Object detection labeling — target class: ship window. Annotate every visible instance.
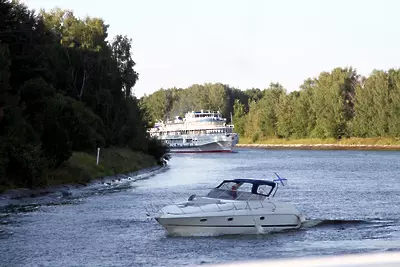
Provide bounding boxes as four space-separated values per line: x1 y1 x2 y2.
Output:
200 218 207 222
260 216 265 220
227 217 233 221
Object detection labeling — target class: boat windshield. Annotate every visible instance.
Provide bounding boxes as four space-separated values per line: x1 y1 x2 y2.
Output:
206 181 273 201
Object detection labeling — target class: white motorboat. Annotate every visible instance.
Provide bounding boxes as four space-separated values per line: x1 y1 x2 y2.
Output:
154 177 305 236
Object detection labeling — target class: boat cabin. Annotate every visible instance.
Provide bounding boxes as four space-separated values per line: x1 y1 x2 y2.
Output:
206 179 278 201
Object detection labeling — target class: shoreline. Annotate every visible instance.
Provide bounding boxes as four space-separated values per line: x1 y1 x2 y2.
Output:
0 147 161 194
0 164 168 208
236 143 400 150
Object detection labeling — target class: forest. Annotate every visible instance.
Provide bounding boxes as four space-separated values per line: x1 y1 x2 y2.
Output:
141 68 400 143
0 0 166 190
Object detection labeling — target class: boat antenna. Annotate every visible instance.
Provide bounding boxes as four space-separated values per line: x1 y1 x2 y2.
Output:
273 172 287 186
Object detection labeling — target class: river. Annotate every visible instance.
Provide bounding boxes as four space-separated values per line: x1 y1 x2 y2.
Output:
1 148 400 266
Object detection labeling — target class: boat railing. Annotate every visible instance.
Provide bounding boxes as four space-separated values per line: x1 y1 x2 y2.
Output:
157 189 276 215
208 188 265 202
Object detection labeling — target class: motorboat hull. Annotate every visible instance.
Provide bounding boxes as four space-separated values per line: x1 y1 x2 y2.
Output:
155 207 304 236
158 225 299 236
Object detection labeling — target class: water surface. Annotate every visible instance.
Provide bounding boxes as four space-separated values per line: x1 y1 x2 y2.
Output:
1 148 400 266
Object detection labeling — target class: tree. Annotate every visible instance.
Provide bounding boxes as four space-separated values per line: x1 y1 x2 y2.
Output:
276 92 295 138
232 99 246 136
257 83 286 137
41 8 109 51
0 1 166 190
111 35 138 97
352 70 389 137
388 69 400 136
244 100 262 141
205 83 229 117
291 79 317 138
312 68 357 138
141 89 170 122
0 42 11 101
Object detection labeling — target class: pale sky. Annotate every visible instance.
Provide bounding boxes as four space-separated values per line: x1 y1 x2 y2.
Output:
23 0 400 97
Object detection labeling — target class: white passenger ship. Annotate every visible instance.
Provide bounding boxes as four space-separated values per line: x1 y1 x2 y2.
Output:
148 110 239 153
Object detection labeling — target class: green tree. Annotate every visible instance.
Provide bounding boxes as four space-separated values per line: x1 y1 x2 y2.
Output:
312 68 357 138
257 83 286 137
111 35 138 97
276 92 295 138
41 8 109 51
0 1 167 190
291 79 317 138
352 70 388 137
232 99 246 136
388 69 400 136
141 89 170 122
244 100 262 141
205 83 229 116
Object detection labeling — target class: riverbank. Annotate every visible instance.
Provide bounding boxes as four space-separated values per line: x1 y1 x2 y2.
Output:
237 137 400 150
0 163 168 209
45 147 159 186
0 147 160 194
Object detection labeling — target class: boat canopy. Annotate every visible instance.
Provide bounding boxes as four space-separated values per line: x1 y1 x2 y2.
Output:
222 179 276 188
205 179 277 200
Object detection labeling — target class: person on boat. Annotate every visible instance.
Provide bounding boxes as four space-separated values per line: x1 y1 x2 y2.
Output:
231 182 240 199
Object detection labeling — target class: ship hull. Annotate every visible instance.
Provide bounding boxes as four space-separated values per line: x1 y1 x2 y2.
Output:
169 141 233 153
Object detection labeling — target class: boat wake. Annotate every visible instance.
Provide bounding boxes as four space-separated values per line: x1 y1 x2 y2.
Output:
301 218 396 229
154 218 400 238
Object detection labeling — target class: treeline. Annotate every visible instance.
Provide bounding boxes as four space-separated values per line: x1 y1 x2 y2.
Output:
142 67 400 141
140 83 263 122
0 0 166 189
235 67 400 141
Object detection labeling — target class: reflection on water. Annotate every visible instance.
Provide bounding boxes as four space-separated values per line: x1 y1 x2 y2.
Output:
0 148 400 267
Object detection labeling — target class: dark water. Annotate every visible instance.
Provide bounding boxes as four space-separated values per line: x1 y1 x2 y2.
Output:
1 148 400 267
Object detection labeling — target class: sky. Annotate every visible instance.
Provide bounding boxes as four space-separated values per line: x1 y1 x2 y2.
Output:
23 0 400 97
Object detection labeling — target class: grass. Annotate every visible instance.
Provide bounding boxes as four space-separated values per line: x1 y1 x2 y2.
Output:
43 147 157 187
0 147 158 193
238 137 400 146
